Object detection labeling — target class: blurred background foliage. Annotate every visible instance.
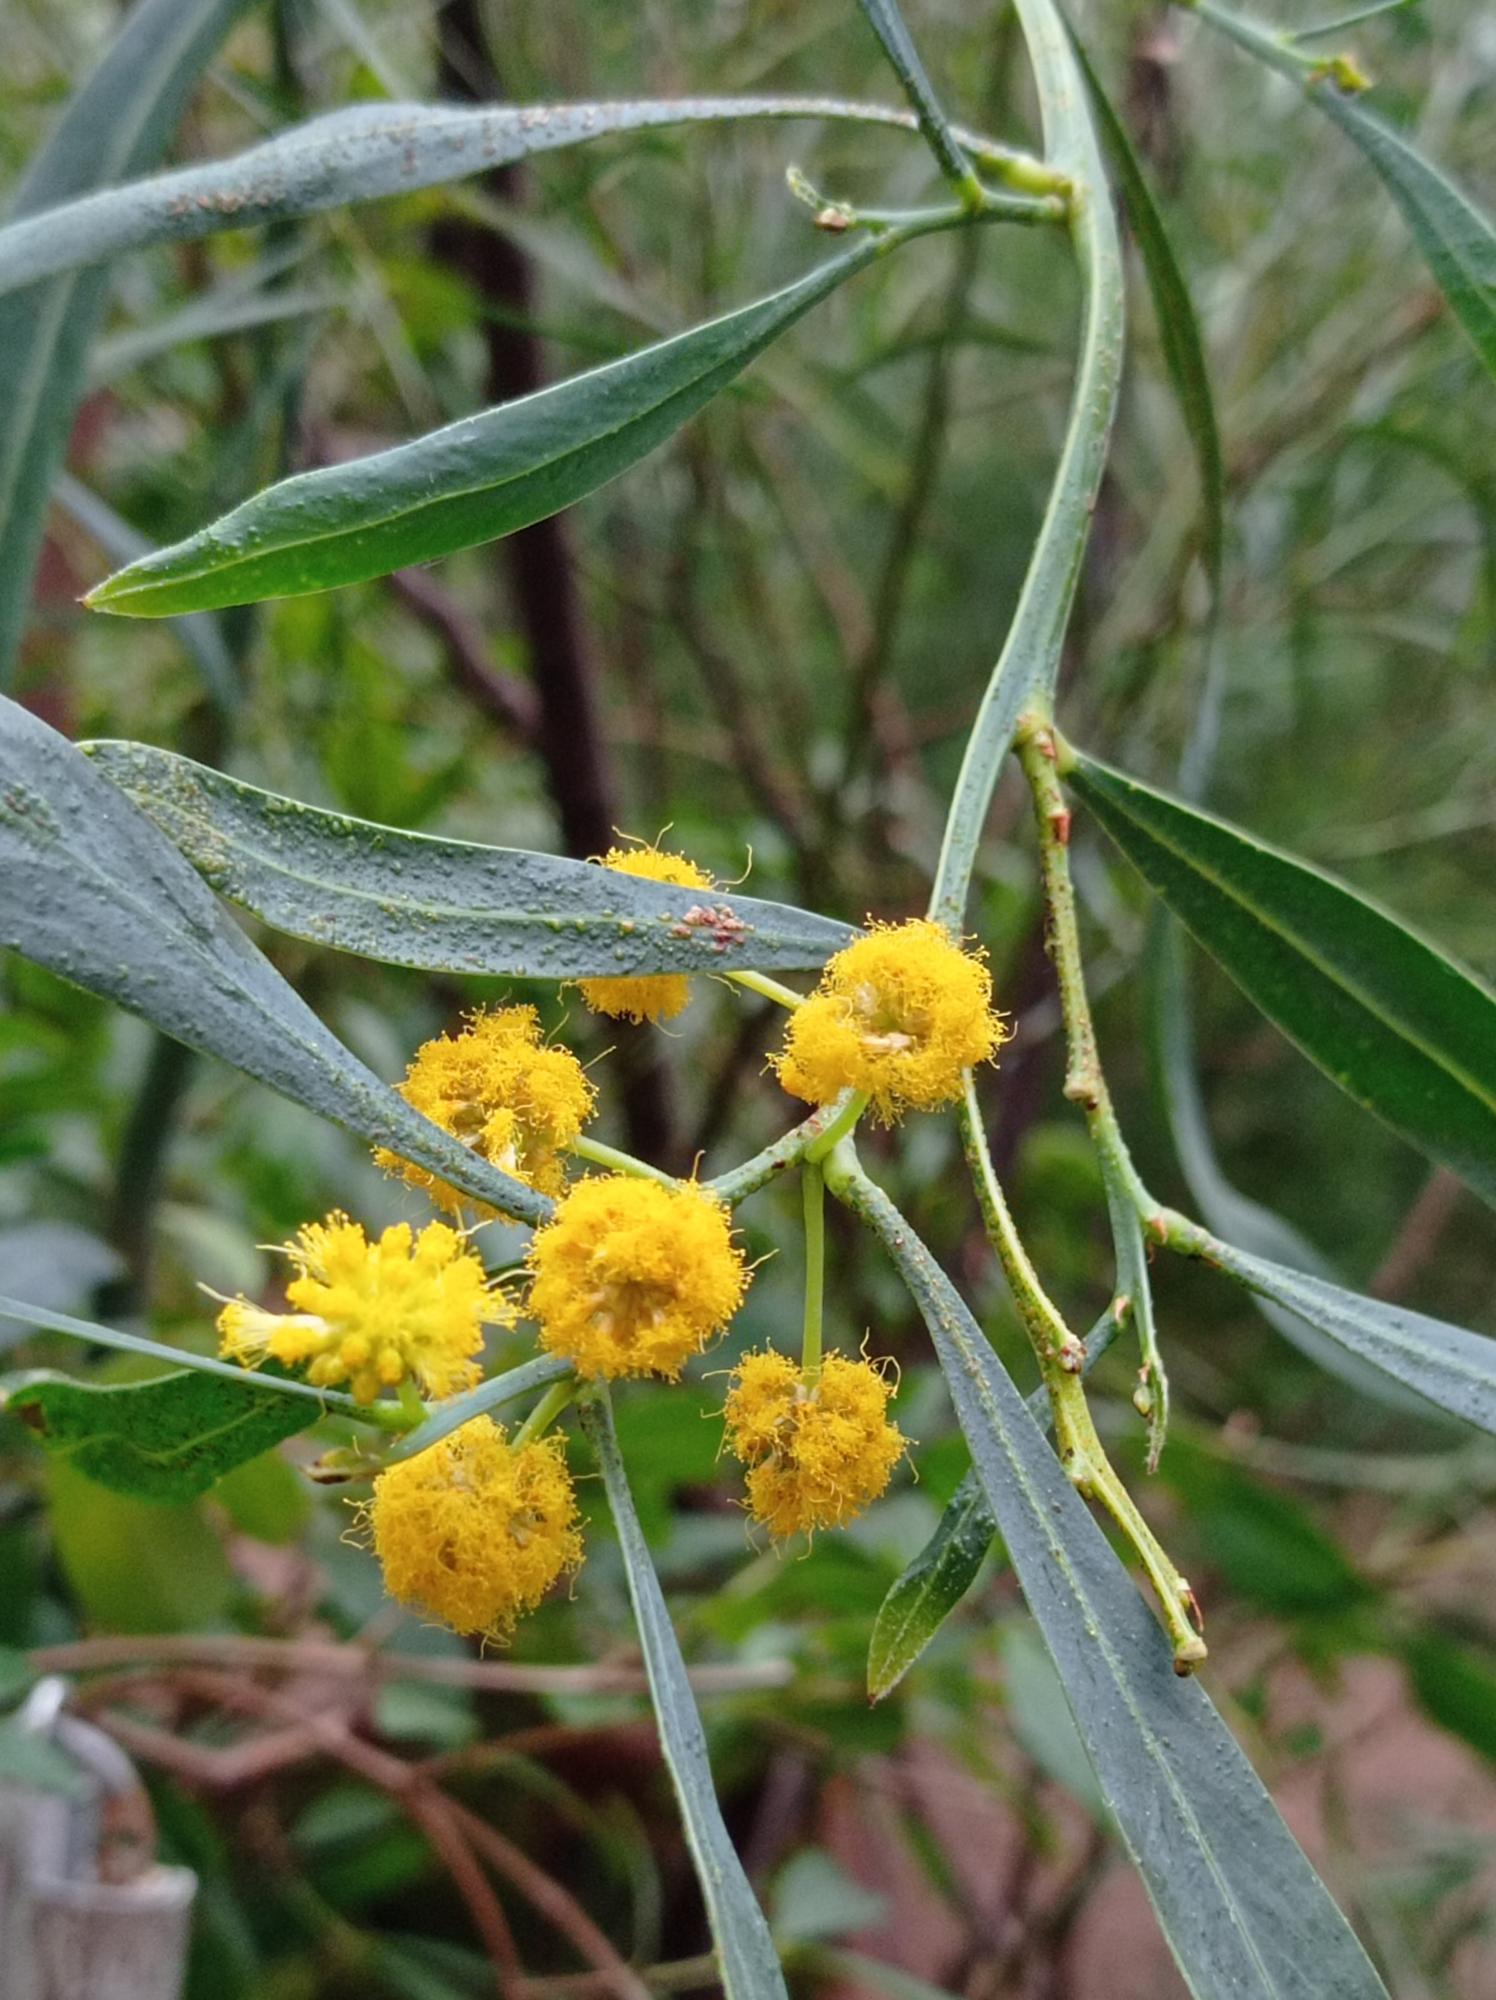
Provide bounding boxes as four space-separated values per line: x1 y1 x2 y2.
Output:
1 1 1494 1994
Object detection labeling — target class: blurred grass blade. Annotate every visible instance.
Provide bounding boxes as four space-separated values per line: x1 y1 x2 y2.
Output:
1196 1237 1496 1435
870 1312 1117 1700
1070 751 1496 1205
86 242 883 615
929 0 1123 929
83 741 855 976
857 0 983 200
4 1368 317 1502
1196 0 1496 380
580 1390 788 2000
0 0 254 685
832 1156 1388 2000
1069 26 1223 596
0 697 549 1224
1146 916 1440 1409
0 95 1035 299
0 1295 368 1414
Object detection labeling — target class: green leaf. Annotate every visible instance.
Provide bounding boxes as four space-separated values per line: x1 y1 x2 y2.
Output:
0 0 255 683
0 95 1030 301
1145 915 1433 1410
4 1368 316 1502
832 1155 1387 2000
868 1470 996 1701
1070 751 1496 1206
1401 1626 1496 1764
580 1390 788 2000
0 1292 372 1416
45 1456 234 1633
1195 1237 1496 1437
1070 27 1223 596
86 242 883 616
856 0 983 200
0 696 548 1224
1195 0 1496 381
82 742 856 978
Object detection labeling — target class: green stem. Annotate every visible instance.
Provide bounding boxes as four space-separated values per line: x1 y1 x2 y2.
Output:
927 0 1124 932
1014 714 1171 1466
804 1089 870 1165
567 1133 678 1187
727 969 805 1011
801 1162 826 1387
856 0 994 211
513 1377 578 1449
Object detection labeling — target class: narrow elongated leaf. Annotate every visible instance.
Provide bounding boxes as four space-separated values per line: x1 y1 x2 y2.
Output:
1070 28 1223 594
868 1472 995 1701
833 1156 1387 2000
1145 914 1432 1409
0 0 255 683
0 95 1030 301
82 741 856 977
1313 89 1496 376
580 1391 788 2000
1195 0 1496 381
1199 1237 1496 1436
86 242 883 616
4 1368 315 1502
0 697 548 1224
0 1294 371 1416
1070 752 1496 1205
869 1312 1118 1700
857 0 981 198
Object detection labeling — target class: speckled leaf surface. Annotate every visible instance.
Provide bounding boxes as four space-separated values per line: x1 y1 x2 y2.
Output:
0 697 548 1223
4 1369 314 1502
83 740 856 977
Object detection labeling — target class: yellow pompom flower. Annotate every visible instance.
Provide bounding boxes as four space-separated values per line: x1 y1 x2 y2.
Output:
527 1174 747 1379
723 1349 905 1538
575 841 713 1025
367 1418 582 1640
217 1214 507 1405
375 1006 594 1217
773 918 1005 1120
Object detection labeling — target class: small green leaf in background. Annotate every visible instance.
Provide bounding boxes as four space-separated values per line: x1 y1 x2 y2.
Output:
867 1468 998 1701
85 242 883 616
83 742 856 980
1195 0 1496 382
45 1458 234 1633
1400 1627 1496 1765
5 1368 316 1503
1069 750 1496 1206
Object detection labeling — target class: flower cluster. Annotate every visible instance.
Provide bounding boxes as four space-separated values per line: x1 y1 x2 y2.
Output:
217 1214 505 1404
528 1174 747 1380
576 841 714 1025
774 918 1005 1120
367 1418 582 1640
723 1349 905 1538
376 1005 594 1216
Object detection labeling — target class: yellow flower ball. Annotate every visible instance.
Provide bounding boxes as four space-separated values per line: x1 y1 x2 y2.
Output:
527 1174 747 1379
723 1349 905 1538
375 1005 594 1218
773 918 1006 1120
368 1418 582 1641
575 842 713 1025
217 1213 507 1404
